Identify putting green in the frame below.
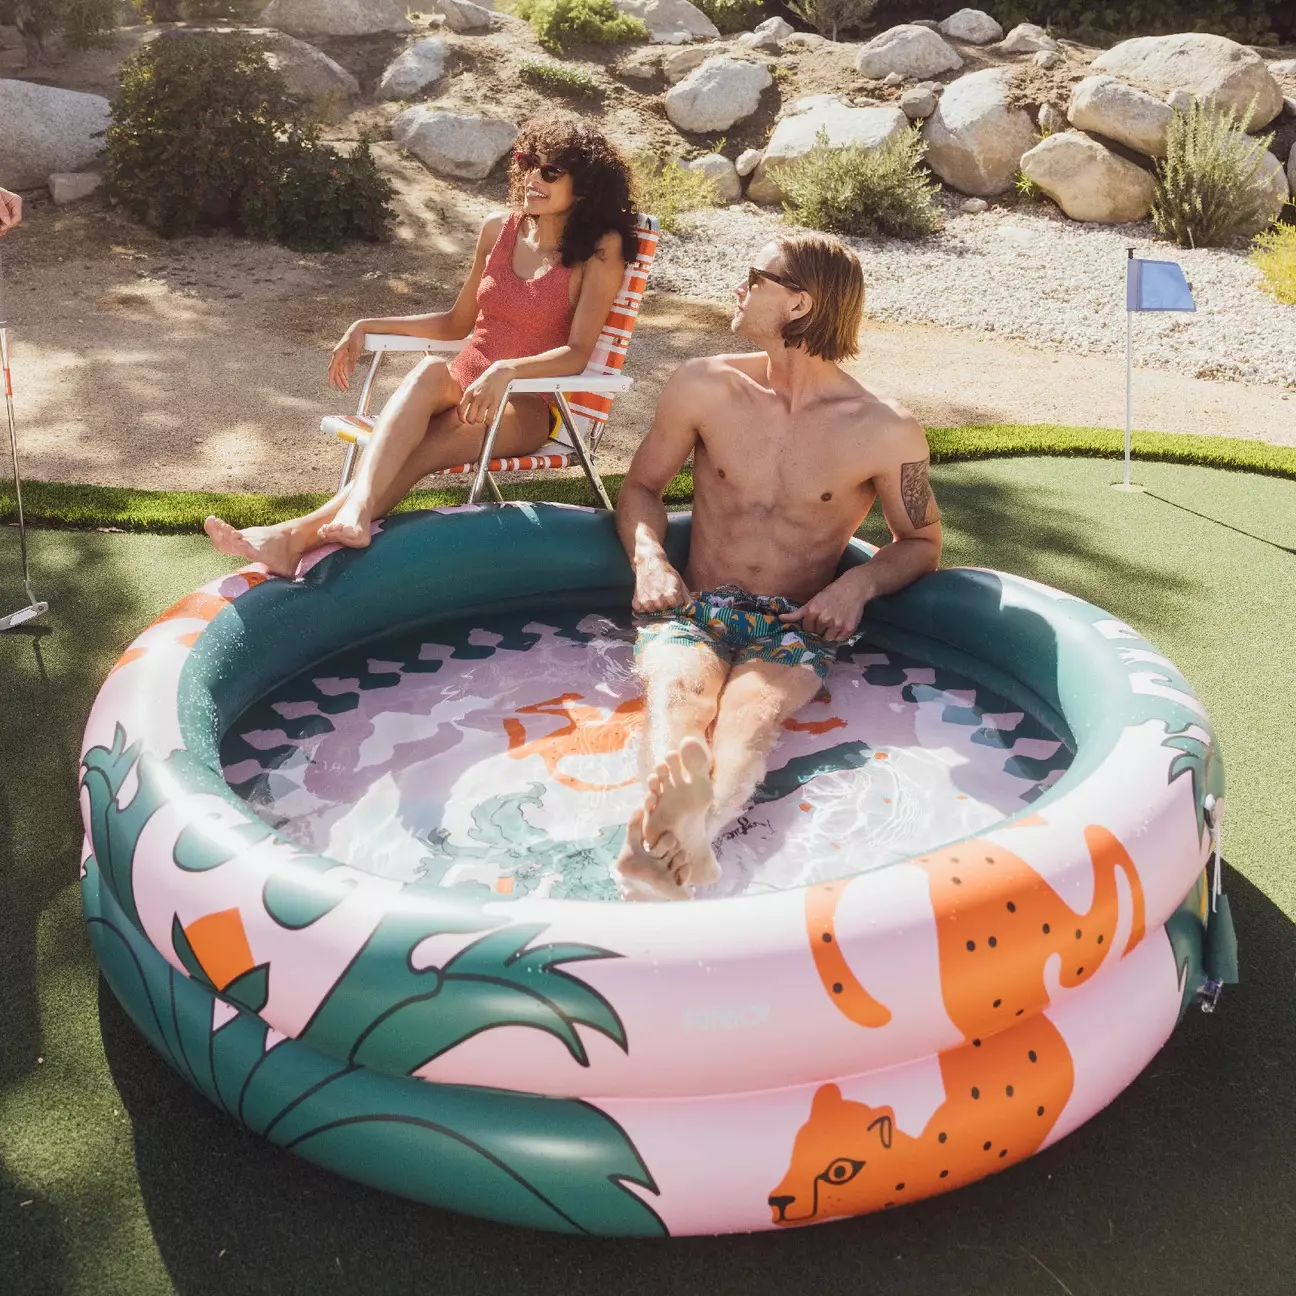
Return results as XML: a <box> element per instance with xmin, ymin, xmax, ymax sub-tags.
<box><xmin>1</xmin><ymin>456</ymin><xmax>1293</xmax><ymax>1295</ymax></box>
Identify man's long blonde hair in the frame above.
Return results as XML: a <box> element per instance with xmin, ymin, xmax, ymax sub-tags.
<box><xmin>777</xmin><ymin>234</ymin><xmax>865</xmax><ymax>362</ymax></box>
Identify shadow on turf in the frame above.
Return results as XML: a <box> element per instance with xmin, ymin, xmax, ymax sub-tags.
<box><xmin>97</xmin><ymin>865</ymin><xmax>1293</xmax><ymax>1296</ymax></box>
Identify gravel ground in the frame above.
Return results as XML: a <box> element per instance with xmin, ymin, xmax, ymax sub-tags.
<box><xmin>652</xmin><ymin>198</ymin><xmax>1296</xmax><ymax>391</ymax></box>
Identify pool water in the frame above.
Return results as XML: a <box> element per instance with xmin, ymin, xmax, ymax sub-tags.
<box><xmin>220</xmin><ymin>608</ymin><xmax>1072</xmax><ymax>901</ymax></box>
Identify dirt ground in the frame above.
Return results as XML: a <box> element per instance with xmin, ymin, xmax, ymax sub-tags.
<box><xmin>2</xmin><ymin>20</ymin><xmax>1294</xmax><ymax>494</ymax></box>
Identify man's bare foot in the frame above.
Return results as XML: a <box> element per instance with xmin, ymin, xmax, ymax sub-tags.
<box><xmin>614</xmin><ymin>809</ymin><xmax>689</xmax><ymax>902</ymax></box>
<box><xmin>204</xmin><ymin>516</ymin><xmax>302</xmax><ymax>579</ymax></box>
<box><xmin>317</xmin><ymin>497</ymin><xmax>372</xmax><ymax>549</ymax></box>
<box><xmin>643</xmin><ymin>736</ymin><xmax>722</xmax><ymax>887</ymax></box>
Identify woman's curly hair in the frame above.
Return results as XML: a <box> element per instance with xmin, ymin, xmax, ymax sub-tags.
<box><xmin>507</xmin><ymin>115</ymin><xmax>639</xmax><ymax>269</ymax></box>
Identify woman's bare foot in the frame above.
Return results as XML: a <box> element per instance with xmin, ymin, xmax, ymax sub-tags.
<box><xmin>204</xmin><ymin>516</ymin><xmax>303</xmax><ymax>579</ymax></box>
<box><xmin>643</xmin><ymin>737</ymin><xmax>721</xmax><ymax>887</ymax></box>
<box><xmin>614</xmin><ymin>809</ymin><xmax>689</xmax><ymax>902</ymax></box>
<box><xmin>317</xmin><ymin>497</ymin><xmax>372</xmax><ymax>549</ymax></box>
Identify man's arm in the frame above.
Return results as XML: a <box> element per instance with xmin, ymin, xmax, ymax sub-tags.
<box><xmin>782</xmin><ymin>411</ymin><xmax>942</xmax><ymax>639</ymax></box>
<box><xmin>616</xmin><ymin>361</ymin><xmax>706</xmax><ymax>612</ymax></box>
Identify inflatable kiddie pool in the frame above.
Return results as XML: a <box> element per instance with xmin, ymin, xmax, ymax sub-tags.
<box><xmin>81</xmin><ymin>504</ymin><xmax>1231</xmax><ymax>1237</ymax></box>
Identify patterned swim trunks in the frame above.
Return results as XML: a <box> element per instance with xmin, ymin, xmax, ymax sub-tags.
<box><xmin>634</xmin><ymin>584</ymin><xmax>848</xmax><ymax>681</ymax></box>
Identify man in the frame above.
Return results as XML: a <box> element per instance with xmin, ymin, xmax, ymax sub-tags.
<box><xmin>0</xmin><ymin>188</ymin><xmax>22</xmax><ymax>237</ymax></box>
<box><xmin>612</xmin><ymin>233</ymin><xmax>942</xmax><ymax>900</ymax></box>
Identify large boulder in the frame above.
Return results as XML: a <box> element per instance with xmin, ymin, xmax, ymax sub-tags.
<box><xmin>922</xmin><ymin>66</ymin><xmax>1038</xmax><ymax>196</ymax></box>
<box><xmin>665</xmin><ymin>57</ymin><xmax>771</xmax><ymax>132</ymax></box>
<box><xmin>684</xmin><ymin>152</ymin><xmax>742</xmax><ymax>202</ymax></box>
<box><xmin>0</xmin><ymin>80</ymin><xmax>109</xmax><ymax>190</ymax></box>
<box><xmin>999</xmin><ymin>23</ymin><xmax>1060</xmax><ymax>54</ymax></box>
<box><xmin>430</xmin><ymin>0</ymin><xmax>493</xmax><ymax>32</ymax></box>
<box><xmin>259</xmin><ymin>0</ymin><xmax>413</xmax><ymax>36</ymax></box>
<box><xmin>855</xmin><ymin>24</ymin><xmax>963</xmax><ymax>81</ymax></box>
<box><xmin>939</xmin><ymin>8</ymin><xmax>1002</xmax><ymax>45</ymax></box>
<box><xmin>377</xmin><ymin>37</ymin><xmax>450</xmax><ymax>100</ymax></box>
<box><xmin>737</xmin><ymin>17</ymin><xmax>794</xmax><ymax>52</ymax></box>
<box><xmin>1269</xmin><ymin>59</ymin><xmax>1296</xmax><ymax>77</ymax></box>
<box><xmin>747</xmin><ymin>100</ymin><xmax>909</xmax><ymax>204</ymax></box>
<box><xmin>391</xmin><ymin>107</ymin><xmax>517</xmax><ymax>180</ymax></box>
<box><xmin>1251</xmin><ymin>147</ymin><xmax>1290</xmax><ymax>233</ymax></box>
<box><xmin>1019</xmin><ymin>132</ymin><xmax>1156</xmax><ymax>222</ymax></box>
<box><xmin>1067</xmin><ymin>75</ymin><xmax>1175</xmax><ymax>159</ymax></box>
<box><xmin>663</xmin><ymin>43</ymin><xmax>721</xmax><ymax>84</ymax></box>
<box><xmin>613</xmin><ymin>0</ymin><xmax>719</xmax><ymax>45</ymax></box>
<box><xmin>1091</xmin><ymin>33</ymin><xmax>1283</xmax><ymax>131</ymax></box>
<box><xmin>1290</xmin><ymin>140</ymin><xmax>1296</xmax><ymax>193</ymax></box>
<box><xmin>258</xmin><ymin>30</ymin><xmax>360</xmax><ymax>102</ymax></box>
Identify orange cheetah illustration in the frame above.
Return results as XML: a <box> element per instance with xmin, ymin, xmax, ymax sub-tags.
<box><xmin>503</xmin><ymin>693</ymin><xmax>644</xmax><ymax>793</ymax></box>
<box><xmin>776</xmin><ymin>824</ymin><xmax>1146</xmax><ymax>1224</ymax></box>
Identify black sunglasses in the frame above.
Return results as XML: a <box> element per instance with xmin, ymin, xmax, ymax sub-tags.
<box><xmin>747</xmin><ymin>265</ymin><xmax>807</xmax><ymax>294</ymax></box>
<box><xmin>514</xmin><ymin>152</ymin><xmax>568</xmax><ymax>184</ymax></box>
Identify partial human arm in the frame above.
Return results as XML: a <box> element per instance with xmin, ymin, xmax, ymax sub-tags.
<box><xmin>0</xmin><ymin>188</ymin><xmax>22</xmax><ymax>237</ymax></box>
<box><xmin>782</xmin><ymin>414</ymin><xmax>942</xmax><ymax>638</ymax></box>
<box><xmin>616</xmin><ymin>361</ymin><xmax>706</xmax><ymax>612</ymax></box>
<box><xmin>457</xmin><ymin>230</ymin><xmax>626</xmax><ymax>425</ymax></box>
<box><xmin>327</xmin><ymin>213</ymin><xmax>504</xmax><ymax>391</ymax></box>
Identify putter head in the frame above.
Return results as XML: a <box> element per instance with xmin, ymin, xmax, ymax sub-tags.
<box><xmin>0</xmin><ymin>600</ymin><xmax>48</xmax><ymax>632</ymax></box>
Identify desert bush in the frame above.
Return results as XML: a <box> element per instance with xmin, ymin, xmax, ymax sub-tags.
<box><xmin>0</xmin><ymin>0</ymin><xmax>118</xmax><ymax>59</ymax></box>
<box><xmin>631</xmin><ymin>153</ymin><xmax>719</xmax><ymax>233</ymax></box>
<box><xmin>104</xmin><ymin>32</ymin><xmax>394</xmax><ymax>250</ymax></box>
<box><xmin>1013</xmin><ymin>169</ymin><xmax>1043</xmax><ymax>204</ymax></box>
<box><xmin>1151</xmin><ymin>99</ymin><xmax>1278</xmax><ymax>248</ymax></box>
<box><xmin>1250</xmin><ymin>223</ymin><xmax>1296</xmax><ymax>304</ymax></box>
<box><xmin>518</xmin><ymin>57</ymin><xmax>602</xmax><ymax>98</ymax></box>
<box><xmin>779</xmin><ymin>127</ymin><xmax>942</xmax><ymax>240</ymax></box>
<box><xmin>511</xmin><ymin>0</ymin><xmax>648</xmax><ymax>53</ymax></box>
<box><xmin>691</xmin><ymin>0</ymin><xmax>766</xmax><ymax>34</ymax></box>
<box><xmin>134</xmin><ymin>0</ymin><xmax>262</xmax><ymax>19</ymax></box>
<box><xmin>784</xmin><ymin>0</ymin><xmax>878</xmax><ymax>40</ymax></box>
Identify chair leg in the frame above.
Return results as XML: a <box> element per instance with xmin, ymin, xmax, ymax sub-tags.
<box><xmin>337</xmin><ymin>440</ymin><xmax>359</xmax><ymax>492</ymax></box>
<box><xmin>484</xmin><ymin>471</ymin><xmax>504</xmax><ymax>503</ymax></box>
<box><xmin>554</xmin><ymin>392</ymin><xmax>613</xmax><ymax>510</ymax></box>
<box><xmin>469</xmin><ymin>397</ymin><xmax>511</xmax><ymax>505</ymax></box>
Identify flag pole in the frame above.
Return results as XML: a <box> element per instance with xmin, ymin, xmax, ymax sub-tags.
<box><xmin>1114</xmin><ymin>247</ymin><xmax>1145</xmax><ymax>494</ymax></box>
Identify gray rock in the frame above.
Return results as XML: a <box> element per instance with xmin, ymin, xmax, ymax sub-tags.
<box><xmin>1166</xmin><ymin>88</ymin><xmax>1194</xmax><ymax>113</ymax></box>
<box><xmin>1037</xmin><ymin>103</ymin><xmax>1067</xmax><ymax>134</ymax></box>
<box><xmin>1033</xmin><ymin>49</ymin><xmax>1061</xmax><ymax>70</ymax></box>
<box><xmin>735</xmin><ymin>147</ymin><xmax>762</xmax><ymax>176</ymax></box>
<box><xmin>1068</xmin><ymin>74</ymin><xmax>1175</xmax><ymax>159</ymax></box>
<box><xmin>900</xmin><ymin>85</ymin><xmax>937</xmax><ymax>119</ymax></box>
<box><xmin>1285</xmin><ymin>96</ymin><xmax>1296</xmax><ymax>119</ymax></box>
<box><xmin>684</xmin><ymin>152</ymin><xmax>742</xmax><ymax>202</ymax></box>
<box><xmin>378</xmin><ymin>38</ymin><xmax>450</xmax><ymax>100</ymax></box>
<box><xmin>922</xmin><ymin>66</ymin><xmax>1038</xmax><ymax>196</ymax></box>
<box><xmin>0</xmin><ymin>80</ymin><xmax>110</xmax><ymax>190</ymax></box>
<box><xmin>49</xmin><ymin>171</ymin><xmax>101</xmax><ymax>205</ymax></box>
<box><xmin>855</xmin><ymin>25</ymin><xmax>962</xmax><ymax>81</ymax></box>
<box><xmin>663</xmin><ymin>43</ymin><xmax>719</xmax><ymax>84</ymax></box>
<box><xmin>961</xmin><ymin>197</ymin><xmax>988</xmax><ymax>213</ymax></box>
<box><xmin>748</xmin><ymin>101</ymin><xmax>909</xmax><ymax>204</ymax></box>
<box><xmin>1289</xmin><ymin>140</ymin><xmax>1295</xmax><ymax>190</ymax></box>
<box><xmin>1250</xmin><ymin>146</ymin><xmax>1290</xmax><ymax>233</ymax></box>
<box><xmin>259</xmin><ymin>30</ymin><xmax>360</xmax><ymax>101</ymax></box>
<box><xmin>665</xmin><ymin>57</ymin><xmax>772</xmax><ymax>132</ymax></box>
<box><xmin>883</xmin><ymin>71</ymin><xmax>904</xmax><ymax>87</ymax></box>
<box><xmin>1091</xmin><ymin>33</ymin><xmax>1283</xmax><ymax>130</ymax></box>
<box><xmin>619</xmin><ymin>47</ymin><xmax>664</xmax><ymax>80</ymax></box>
<box><xmin>1019</xmin><ymin>132</ymin><xmax>1155</xmax><ymax>222</ymax></box>
<box><xmin>1268</xmin><ymin>59</ymin><xmax>1296</xmax><ymax>76</ymax></box>
<box><xmin>613</xmin><ymin>0</ymin><xmax>719</xmax><ymax>45</ymax></box>
<box><xmin>783</xmin><ymin>33</ymin><xmax>826</xmax><ymax>49</ymax></box>
<box><xmin>999</xmin><ymin>23</ymin><xmax>1060</xmax><ymax>54</ymax></box>
<box><xmin>737</xmin><ymin>16</ymin><xmax>792</xmax><ymax>52</ymax></box>
<box><xmin>392</xmin><ymin>107</ymin><xmax>518</xmax><ymax>180</ymax></box>
<box><xmin>939</xmin><ymin>8</ymin><xmax>1003</xmax><ymax>45</ymax></box>
<box><xmin>430</xmin><ymin>0</ymin><xmax>493</xmax><ymax>32</ymax></box>
<box><xmin>259</xmin><ymin>0</ymin><xmax>412</xmax><ymax>36</ymax></box>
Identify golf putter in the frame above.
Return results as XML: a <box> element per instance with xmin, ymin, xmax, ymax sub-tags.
<box><xmin>0</xmin><ymin>243</ymin><xmax>49</xmax><ymax>632</ymax></box>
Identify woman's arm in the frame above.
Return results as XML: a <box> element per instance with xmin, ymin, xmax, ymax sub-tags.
<box><xmin>0</xmin><ymin>188</ymin><xmax>22</xmax><ymax>237</ymax></box>
<box><xmin>457</xmin><ymin>231</ymin><xmax>626</xmax><ymax>425</ymax></box>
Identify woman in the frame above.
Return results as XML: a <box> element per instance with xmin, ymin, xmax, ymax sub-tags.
<box><xmin>205</xmin><ymin>116</ymin><xmax>638</xmax><ymax>577</ymax></box>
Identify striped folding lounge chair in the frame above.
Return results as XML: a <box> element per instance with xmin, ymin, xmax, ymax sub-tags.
<box><xmin>321</xmin><ymin>213</ymin><xmax>660</xmax><ymax>509</ymax></box>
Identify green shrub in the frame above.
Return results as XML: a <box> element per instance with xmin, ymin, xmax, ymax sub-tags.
<box><xmin>778</xmin><ymin>127</ymin><xmax>942</xmax><ymax>240</ymax></box>
<box><xmin>0</xmin><ymin>0</ymin><xmax>118</xmax><ymax>58</ymax></box>
<box><xmin>518</xmin><ymin>57</ymin><xmax>602</xmax><ymax>98</ymax></box>
<box><xmin>631</xmin><ymin>153</ymin><xmax>720</xmax><ymax>233</ymax></box>
<box><xmin>104</xmin><ymin>32</ymin><xmax>394</xmax><ymax>251</ymax></box>
<box><xmin>134</xmin><ymin>0</ymin><xmax>262</xmax><ymax>19</ymax></box>
<box><xmin>1151</xmin><ymin>100</ymin><xmax>1278</xmax><ymax>248</ymax></box>
<box><xmin>1251</xmin><ymin>223</ymin><xmax>1296</xmax><ymax>305</ymax></box>
<box><xmin>785</xmin><ymin>0</ymin><xmax>879</xmax><ymax>40</ymax></box>
<box><xmin>1013</xmin><ymin>169</ymin><xmax>1043</xmax><ymax>204</ymax></box>
<box><xmin>691</xmin><ymin>0</ymin><xmax>766</xmax><ymax>35</ymax></box>
<box><xmin>512</xmin><ymin>0</ymin><xmax>648</xmax><ymax>53</ymax></box>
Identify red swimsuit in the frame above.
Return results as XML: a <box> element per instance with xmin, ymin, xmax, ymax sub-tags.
<box><xmin>449</xmin><ymin>211</ymin><xmax>575</xmax><ymax>392</ymax></box>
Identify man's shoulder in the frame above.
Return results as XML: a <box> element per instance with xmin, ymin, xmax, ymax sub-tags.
<box><xmin>666</xmin><ymin>352</ymin><xmax>760</xmax><ymax>395</ymax></box>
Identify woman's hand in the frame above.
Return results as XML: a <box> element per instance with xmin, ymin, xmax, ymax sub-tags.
<box><xmin>328</xmin><ymin>321</ymin><xmax>368</xmax><ymax>392</ymax></box>
<box><xmin>457</xmin><ymin>362</ymin><xmax>516</xmax><ymax>427</ymax></box>
<box><xmin>0</xmin><ymin>188</ymin><xmax>22</xmax><ymax>237</ymax></box>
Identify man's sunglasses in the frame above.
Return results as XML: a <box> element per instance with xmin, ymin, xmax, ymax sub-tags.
<box><xmin>514</xmin><ymin>152</ymin><xmax>568</xmax><ymax>184</ymax></box>
<box><xmin>747</xmin><ymin>265</ymin><xmax>807</xmax><ymax>294</ymax></box>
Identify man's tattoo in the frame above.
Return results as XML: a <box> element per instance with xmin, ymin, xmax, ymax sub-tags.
<box><xmin>900</xmin><ymin>459</ymin><xmax>941</xmax><ymax>529</ymax></box>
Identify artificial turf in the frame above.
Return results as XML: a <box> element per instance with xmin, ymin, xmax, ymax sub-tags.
<box><xmin>1</xmin><ymin>456</ymin><xmax>1294</xmax><ymax>1296</ymax></box>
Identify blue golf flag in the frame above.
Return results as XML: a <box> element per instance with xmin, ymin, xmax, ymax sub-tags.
<box><xmin>1126</xmin><ymin>258</ymin><xmax>1195</xmax><ymax>312</ymax></box>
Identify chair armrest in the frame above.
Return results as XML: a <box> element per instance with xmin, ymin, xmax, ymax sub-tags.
<box><xmin>362</xmin><ymin>333</ymin><xmax>469</xmax><ymax>354</ymax></box>
<box><xmin>507</xmin><ymin>375</ymin><xmax>634</xmax><ymax>395</ymax></box>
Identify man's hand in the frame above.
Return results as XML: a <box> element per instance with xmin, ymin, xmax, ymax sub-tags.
<box><xmin>779</xmin><ymin>571</ymin><xmax>870</xmax><ymax>641</ymax></box>
<box><xmin>458</xmin><ymin>362</ymin><xmax>514</xmax><ymax>427</ymax></box>
<box><xmin>632</xmin><ymin>558</ymin><xmax>689</xmax><ymax>613</ymax></box>
<box><xmin>0</xmin><ymin>188</ymin><xmax>22</xmax><ymax>237</ymax></box>
<box><xmin>328</xmin><ymin>322</ymin><xmax>368</xmax><ymax>392</ymax></box>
